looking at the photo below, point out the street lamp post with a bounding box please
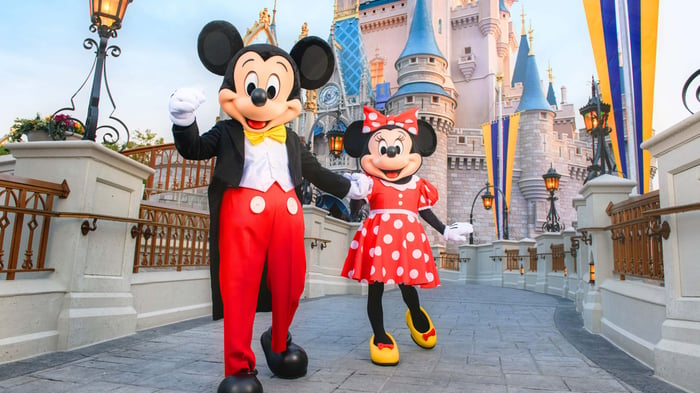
[469,182,509,244]
[53,0,133,146]
[579,77,615,183]
[542,164,563,232]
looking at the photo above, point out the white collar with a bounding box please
[379,175,419,191]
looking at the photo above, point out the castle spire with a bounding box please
[521,4,526,35]
[397,0,445,61]
[516,27,553,113]
[528,21,534,55]
[546,61,558,109]
[511,9,530,87]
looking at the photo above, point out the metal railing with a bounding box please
[528,247,537,272]
[121,143,215,197]
[132,200,210,272]
[0,174,70,279]
[438,252,460,271]
[607,190,664,281]
[551,243,565,272]
[505,249,519,271]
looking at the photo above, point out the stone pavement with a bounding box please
[0,282,686,393]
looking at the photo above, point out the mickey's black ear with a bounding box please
[343,121,369,158]
[414,120,437,156]
[290,36,335,90]
[198,21,244,76]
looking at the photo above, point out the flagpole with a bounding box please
[617,0,639,194]
[496,73,504,240]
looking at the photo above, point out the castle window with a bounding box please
[406,96,414,103]
[576,147,582,155]
[438,19,442,34]
[540,112,548,119]
[429,57,435,63]
[432,96,439,104]
[464,47,471,55]
[410,57,417,63]
[370,56,385,87]
[458,136,466,144]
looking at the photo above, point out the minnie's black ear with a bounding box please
[290,36,335,90]
[343,121,370,158]
[198,21,244,76]
[414,120,437,156]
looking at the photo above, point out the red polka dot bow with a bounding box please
[362,106,419,135]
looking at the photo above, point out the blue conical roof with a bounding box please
[516,54,553,112]
[397,0,445,61]
[511,34,529,87]
[546,81,558,109]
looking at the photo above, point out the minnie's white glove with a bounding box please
[443,222,473,242]
[344,173,372,200]
[169,88,206,126]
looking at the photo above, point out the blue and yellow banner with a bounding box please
[583,0,627,178]
[481,113,520,239]
[626,0,658,194]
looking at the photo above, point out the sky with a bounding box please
[1,1,698,144]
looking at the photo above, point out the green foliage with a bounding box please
[103,128,165,151]
[9,114,84,142]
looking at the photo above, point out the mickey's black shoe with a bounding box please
[217,370,263,393]
[260,327,308,379]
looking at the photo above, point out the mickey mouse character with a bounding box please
[168,21,369,393]
[341,106,472,366]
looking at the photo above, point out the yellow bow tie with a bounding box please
[244,125,287,145]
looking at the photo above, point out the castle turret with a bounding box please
[387,0,456,247]
[515,26,556,238]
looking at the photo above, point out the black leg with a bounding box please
[367,282,391,345]
[399,284,429,332]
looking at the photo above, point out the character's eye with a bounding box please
[392,140,403,155]
[267,75,280,99]
[378,140,388,155]
[244,72,258,96]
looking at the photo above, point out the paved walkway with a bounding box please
[0,283,685,393]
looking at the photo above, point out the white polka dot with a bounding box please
[398,201,403,206]
[426,272,434,282]
[420,196,426,203]
[402,240,407,249]
[394,220,403,229]
[388,120,395,125]
[350,240,359,249]
[370,266,376,275]
[372,121,381,128]
[382,267,387,276]
[362,126,371,133]
[373,226,379,235]
[381,213,390,222]
[407,215,416,223]
[392,251,400,261]
[397,266,404,276]
[405,119,414,124]
[387,279,395,285]
[407,232,415,242]
[408,127,417,134]
[368,112,378,120]
[421,233,427,242]
[409,269,419,279]
[412,249,422,259]
[369,248,375,257]
[287,198,298,215]
[348,269,354,278]
[362,228,367,236]
[424,254,430,263]
[374,246,383,256]
[250,196,265,214]
[396,122,403,128]
[383,234,393,244]
[398,193,403,198]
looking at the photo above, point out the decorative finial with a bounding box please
[299,22,309,40]
[528,21,534,55]
[548,60,553,83]
[521,4,526,35]
[272,0,277,26]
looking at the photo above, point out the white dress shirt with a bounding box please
[239,137,294,192]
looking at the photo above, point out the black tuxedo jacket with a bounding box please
[173,119,350,320]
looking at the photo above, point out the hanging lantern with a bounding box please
[90,0,132,33]
[589,261,596,284]
[481,185,494,210]
[542,165,561,192]
[579,77,611,135]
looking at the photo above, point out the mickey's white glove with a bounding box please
[443,222,473,242]
[344,173,372,200]
[169,88,206,126]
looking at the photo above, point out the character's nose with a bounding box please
[251,88,267,107]
[387,146,398,158]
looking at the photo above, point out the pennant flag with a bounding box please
[626,0,659,194]
[583,0,628,178]
[481,113,520,240]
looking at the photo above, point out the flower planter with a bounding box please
[25,130,83,142]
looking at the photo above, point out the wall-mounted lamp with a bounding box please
[520,264,524,275]
[589,261,595,284]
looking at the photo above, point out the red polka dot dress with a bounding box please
[341,175,440,288]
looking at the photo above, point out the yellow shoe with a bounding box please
[369,333,399,366]
[406,307,437,349]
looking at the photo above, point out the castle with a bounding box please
[295,0,592,248]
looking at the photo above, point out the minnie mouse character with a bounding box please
[341,106,472,366]
[168,21,369,393]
